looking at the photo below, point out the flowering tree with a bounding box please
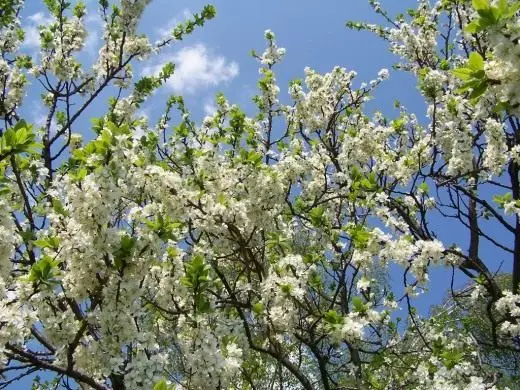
[0,0,519,389]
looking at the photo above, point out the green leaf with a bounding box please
[33,236,60,250]
[447,98,458,115]
[120,235,136,252]
[504,2,520,18]
[238,149,263,166]
[252,302,264,314]
[195,295,211,313]
[265,232,291,251]
[496,0,509,13]
[181,255,211,289]
[472,274,487,285]
[352,296,367,313]
[452,54,488,102]
[309,206,325,227]
[493,192,512,208]
[418,182,429,193]
[0,176,10,195]
[439,59,450,70]
[113,235,136,270]
[324,310,343,325]
[451,68,473,80]
[0,120,37,157]
[91,117,104,135]
[367,374,385,390]
[145,215,183,241]
[468,52,484,71]
[70,167,88,182]
[465,20,482,33]
[476,7,496,21]
[153,380,168,390]
[308,271,323,289]
[28,256,60,285]
[73,2,86,18]
[19,230,36,243]
[440,349,464,369]
[472,0,489,11]
[469,81,488,99]
[52,199,69,217]
[346,225,371,249]
[360,172,378,191]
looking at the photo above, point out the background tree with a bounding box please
[431,274,520,387]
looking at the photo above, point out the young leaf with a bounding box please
[468,52,484,71]
[472,0,490,11]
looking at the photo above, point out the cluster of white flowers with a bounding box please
[113,95,139,122]
[495,291,520,337]
[483,118,509,176]
[0,2,23,53]
[33,14,86,80]
[0,0,25,116]
[420,69,447,102]
[120,0,153,34]
[387,1,439,71]
[0,58,27,115]
[259,30,286,65]
[261,254,313,330]
[178,323,244,388]
[0,201,18,275]
[0,283,35,363]
[483,16,520,115]
[93,1,152,80]
[377,235,444,283]
[290,66,358,133]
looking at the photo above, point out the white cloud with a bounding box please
[22,12,53,49]
[27,12,51,25]
[155,8,192,39]
[83,30,100,55]
[143,44,239,94]
[82,13,103,55]
[136,108,151,121]
[23,26,40,49]
[203,99,217,116]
